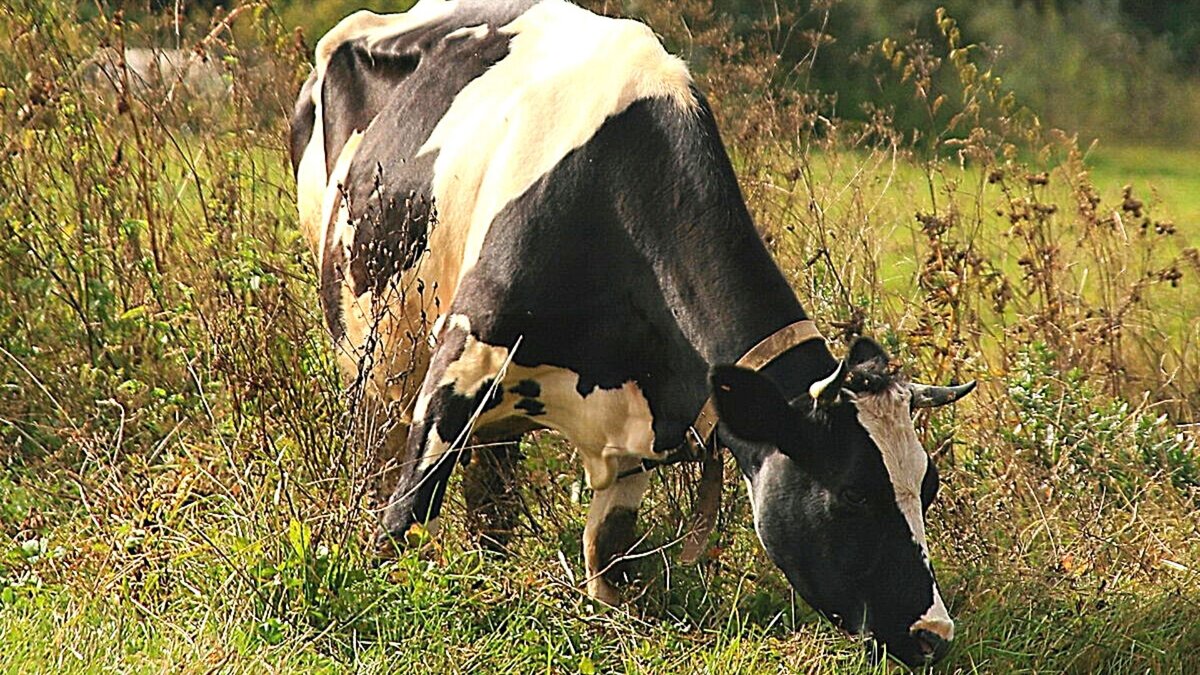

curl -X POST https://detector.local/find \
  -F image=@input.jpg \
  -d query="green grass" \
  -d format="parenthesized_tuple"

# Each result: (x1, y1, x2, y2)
(2, 442, 1199, 673)
(1087, 144, 1200, 233)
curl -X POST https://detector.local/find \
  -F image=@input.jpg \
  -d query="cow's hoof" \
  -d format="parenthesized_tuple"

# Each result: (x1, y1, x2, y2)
(586, 577, 623, 607)
(375, 520, 437, 558)
(375, 527, 406, 559)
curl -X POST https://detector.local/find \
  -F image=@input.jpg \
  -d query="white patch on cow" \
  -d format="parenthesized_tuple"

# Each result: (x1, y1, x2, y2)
(415, 317, 660, 486)
(420, 426, 455, 472)
(314, 2, 459, 82)
(438, 318, 510, 399)
(744, 475, 764, 541)
(853, 386, 955, 642)
(320, 130, 364, 271)
(518, 373, 658, 491)
(444, 23, 489, 42)
(417, 0, 697, 301)
(429, 313, 449, 343)
(411, 391, 432, 430)
(295, 93, 328, 257)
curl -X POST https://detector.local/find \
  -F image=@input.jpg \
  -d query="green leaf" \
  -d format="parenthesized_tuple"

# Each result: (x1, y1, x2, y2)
(287, 519, 310, 558)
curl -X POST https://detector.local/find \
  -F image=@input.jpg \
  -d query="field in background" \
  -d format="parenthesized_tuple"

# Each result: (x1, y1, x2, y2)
(1088, 145, 1200, 229)
(2, 1, 1198, 673)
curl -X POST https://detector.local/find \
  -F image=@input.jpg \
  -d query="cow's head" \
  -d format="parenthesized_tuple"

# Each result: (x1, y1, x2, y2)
(711, 337, 974, 667)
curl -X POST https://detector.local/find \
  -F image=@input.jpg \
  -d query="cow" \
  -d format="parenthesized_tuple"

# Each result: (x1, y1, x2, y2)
(85, 47, 225, 98)
(289, 0, 974, 666)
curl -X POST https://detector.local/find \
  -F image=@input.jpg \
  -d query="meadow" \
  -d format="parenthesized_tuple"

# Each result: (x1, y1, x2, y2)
(1, 1, 1198, 673)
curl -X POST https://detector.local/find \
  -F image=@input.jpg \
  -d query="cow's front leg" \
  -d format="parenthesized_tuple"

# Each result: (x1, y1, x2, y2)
(583, 458, 650, 605)
(377, 413, 460, 549)
(377, 319, 508, 550)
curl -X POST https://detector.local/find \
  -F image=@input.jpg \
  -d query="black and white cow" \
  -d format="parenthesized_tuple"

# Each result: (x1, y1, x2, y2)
(289, 0, 973, 666)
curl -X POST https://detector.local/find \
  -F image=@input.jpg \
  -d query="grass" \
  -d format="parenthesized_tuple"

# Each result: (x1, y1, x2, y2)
(1086, 144, 1200, 232)
(2, 1, 1199, 673)
(2, 432, 1199, 673)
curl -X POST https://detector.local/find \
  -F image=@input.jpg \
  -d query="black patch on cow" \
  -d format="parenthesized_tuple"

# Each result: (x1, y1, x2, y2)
(508, 379, 541, 398)
(434, 379, 505, 450)
(594, 506, 639, 584)
(288, 72, 317, 177)
(321, 43, 421, 177)
(514, 398, 545, 416)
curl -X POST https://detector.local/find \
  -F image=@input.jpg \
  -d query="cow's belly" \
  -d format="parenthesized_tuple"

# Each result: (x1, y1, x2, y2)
(479, 364, 663, 490)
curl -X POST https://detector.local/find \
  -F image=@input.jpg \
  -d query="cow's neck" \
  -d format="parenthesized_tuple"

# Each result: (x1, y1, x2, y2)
(649, 211, 839, 401)
(621, 95, 839, 400)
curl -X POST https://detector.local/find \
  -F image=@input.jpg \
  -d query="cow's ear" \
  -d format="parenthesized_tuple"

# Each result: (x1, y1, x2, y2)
(710, 365, 793, 445)
(847, 336, 889, 368)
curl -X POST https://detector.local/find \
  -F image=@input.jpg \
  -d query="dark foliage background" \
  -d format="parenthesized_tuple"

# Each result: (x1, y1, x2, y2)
(106, 0, 1200, 143)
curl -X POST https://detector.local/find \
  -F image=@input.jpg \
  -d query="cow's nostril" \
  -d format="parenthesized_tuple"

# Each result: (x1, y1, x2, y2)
(914, 629, 948, 662)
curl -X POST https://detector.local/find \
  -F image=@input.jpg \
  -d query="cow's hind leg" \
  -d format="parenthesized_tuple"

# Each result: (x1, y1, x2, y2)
(584, 458, 650, 605)
(462, 437, 525, 551)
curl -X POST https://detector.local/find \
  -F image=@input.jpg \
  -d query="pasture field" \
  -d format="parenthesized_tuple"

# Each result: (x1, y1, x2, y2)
(2, 2, 1199, 673)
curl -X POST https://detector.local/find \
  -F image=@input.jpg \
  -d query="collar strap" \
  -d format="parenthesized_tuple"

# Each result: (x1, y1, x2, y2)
(675, 318, 824, 563)
(690, 318, 825, 446)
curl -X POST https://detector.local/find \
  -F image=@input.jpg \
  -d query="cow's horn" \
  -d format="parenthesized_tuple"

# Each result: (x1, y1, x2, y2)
(809, 360, 848, 404)
(909, 381, 976, 408)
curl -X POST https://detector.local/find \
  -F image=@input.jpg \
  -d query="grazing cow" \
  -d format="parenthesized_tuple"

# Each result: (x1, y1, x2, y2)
(86, 47, 225, 98)
(289, 0, 974, 666)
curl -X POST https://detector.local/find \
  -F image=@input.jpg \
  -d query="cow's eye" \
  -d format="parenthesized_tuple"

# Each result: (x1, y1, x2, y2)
(840, 487, 868, 507)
